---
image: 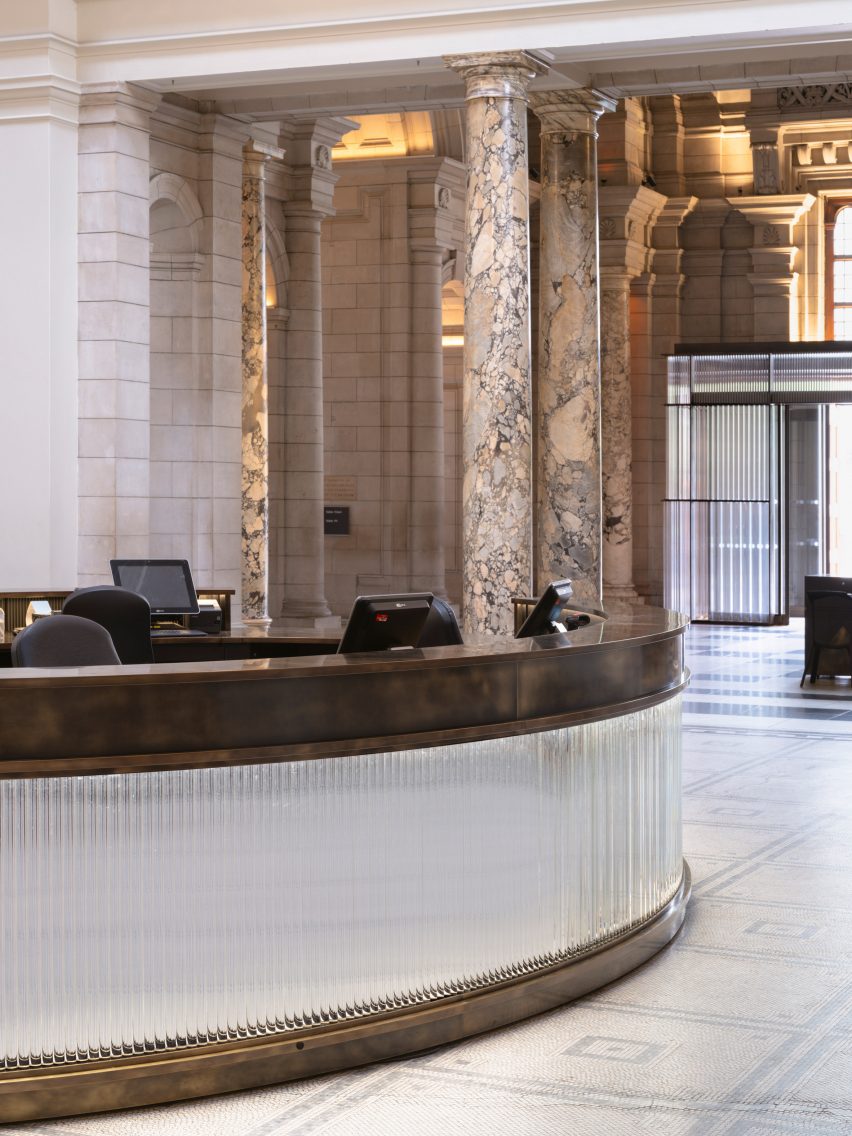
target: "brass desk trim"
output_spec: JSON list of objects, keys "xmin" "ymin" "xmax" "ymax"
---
[{"xmin": 0, "ymin": 865, "xmax": 690, "ymax": 1123}]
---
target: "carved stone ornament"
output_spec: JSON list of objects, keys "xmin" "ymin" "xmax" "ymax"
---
[
  {"xmin": 753, "ymin": 144, "xmax": 780, "ymax": 195},
  {"xmin": 438, "ymin": 186, "xmax": 451, "ymax": 209},
  {"xmin": 314, "ymin": 145, "xmax": 331, "ymax": 170},
  {"xmin": 600, "ymin": 216, "xmax": 617, "ymax": 239},
  {"xmin": 762, "ymin": 224, "xmax": 781, "ymax": 247},
  {"xmin": 778, "ymin": 83, "xmax": 852, "ymax": 109}
]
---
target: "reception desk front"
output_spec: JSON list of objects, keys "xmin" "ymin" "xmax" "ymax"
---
[{"xmin": 0, "ymin": 608, "xmax": 689, "ymax": 1121}]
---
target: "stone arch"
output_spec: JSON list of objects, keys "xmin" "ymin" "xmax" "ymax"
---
[
  {"xmin": 149, "ymin": 172, "xmax": 204, "ymax": 248},
  {"xmin": 265, "ymin": 221, "xmax": 289, "ymax": 311}
]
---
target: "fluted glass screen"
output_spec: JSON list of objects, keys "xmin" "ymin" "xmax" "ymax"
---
[{"xmin": 1, "ymin": 701, "xmax": 682, "ymax": 1070}]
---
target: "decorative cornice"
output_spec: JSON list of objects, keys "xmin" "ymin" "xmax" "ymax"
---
[
  {"xmin": 728, "ymin": 193, "xmax": 817, "ymax": 245},
  {"xmin": 778, "ymin": 84, "xmax": 852, "ymax": 110}
]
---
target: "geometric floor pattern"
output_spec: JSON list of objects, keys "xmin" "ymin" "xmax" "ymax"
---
[{"xmin": 7, "ymin": 620, "xmax": 852, "ymax": 1135}]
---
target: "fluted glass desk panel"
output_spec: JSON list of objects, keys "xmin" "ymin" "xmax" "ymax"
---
[{"xmin": 2, "ymin": 700, "xmax": 682, "ymax": 1069}]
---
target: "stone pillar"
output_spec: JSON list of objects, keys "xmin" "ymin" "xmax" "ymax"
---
[
  {"xmin": 278, "ymin": 118, "xmax": 353, "ymax": 625},
  {"xmin": 529, "ymin": 89, "xmax": 616, "ymax": 609},
  {"xmin": 444, "ymin": 51, "xmax": 549, "ymax": 635},
  {"xmin": 408, "ymin": 239, "xmax": 448, "ymax": 595},
  {"xmin": 729, "ymin": 195, "xmax": 817, "ymax": 341},
  {"xmin": 642, "ymin": 197, "xmax": 697, "ymax": 602},
  {"xmin": 196, "ymin": 115, "xmax": 246, "ymax": 601},
  {"xmin": 241, "ymin": 140, "xmax": 284, "ymax": 623},
  {"xmin": 598, "ymin": 186, "xmax": 666, "ymax": 607},
  {"xmin": 279, "ymin": 208, "xmax": 332, "ymax": 622},
  {"xmin": 407, "ymin": 160, "xmax": 463, "ymax": 596},
  {"xmin": 78, "ymin": 82, "xmax": 161, "ymax": 586}
]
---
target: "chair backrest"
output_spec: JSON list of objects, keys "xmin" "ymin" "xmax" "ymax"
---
[
  {"xmin": 63, "ymin": 585, "xmax": 154, "ymax": 664},
  {"xmin": 416, "ymin": 597, "xmax": 464, "ymax": 648},
  {"xmin": 11, "ymin": 614, "xmax": 121, "ymax": 668},
  {"xmin": 807, "ymin": 589, "xmax": 852, "ymax": 647}
]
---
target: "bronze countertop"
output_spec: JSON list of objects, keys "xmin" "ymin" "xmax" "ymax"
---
[{"xmin": 0, "ymin": 607, "xmax": 688, "ymax": 775}]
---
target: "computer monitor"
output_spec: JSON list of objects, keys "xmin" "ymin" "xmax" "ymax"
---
[
  {"xmin": 338, "ymin": 593, "xmax": 434, "ymax": 654},
  {"xmin": 109, "ymin": 559, "xmax": 200, "ymax": 617},
  {"xmin": 516, "ymin": 579, "xmax": 590, "ymax": 638}
]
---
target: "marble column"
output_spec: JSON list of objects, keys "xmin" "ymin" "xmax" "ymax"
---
[
  {"xmin": 444, "ymin": 50, "xmax": 549, "ymax": 635},
  {"xmin": 600, "ymin": 271, "xmax": 635, "ymax": 602},
  {"xmin": 241, "ymin": 140, "xmax": 284, "ymax": 623},
  {"xmin": 529, "ymin": 89, "xmax": 616, "ymax": 609}
]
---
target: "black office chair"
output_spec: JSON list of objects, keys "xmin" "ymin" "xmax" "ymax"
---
[
  {"xmin": 416, "ymin": 597, "xmax": 464, "ymax": 647},
  {"xmin": 11, "ymin": 614, "xmax": 121, "ymax": 668},
  {"xmin": 801, "ymin": 589, "xmax": 852, "ymax": 686},
  {"xmin": 63, "ymin": 585, "xmax": 154, "ymax": 665}
]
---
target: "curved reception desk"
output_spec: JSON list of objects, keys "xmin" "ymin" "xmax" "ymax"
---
[{"xmin": 0, "ymin": 608, "xmax": 689, "ymax": 1121}]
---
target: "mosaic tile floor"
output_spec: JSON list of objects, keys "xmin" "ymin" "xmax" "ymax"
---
[{"xmin": 6, "ymin": 621, "xmax": 852, "ymax": 1135}]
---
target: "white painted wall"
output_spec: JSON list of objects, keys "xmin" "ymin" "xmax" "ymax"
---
[{"xmin": 0, "ymin": 113, "xmax": 79, "ymax": 588}]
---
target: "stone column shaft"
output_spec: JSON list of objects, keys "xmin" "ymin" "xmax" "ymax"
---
[
  {"xmin": 241, "ymin": 141, "xmax": 283, "ymax": 623},
  {"xmin": 530, "ymin": 90, "xmax": 616, "ymax": 609},
  {"xmin": 409, "ymin": 241, "xmax": 447, "ymax": 595},
  {"xmin": 78, "ymin": 83, "xmax": 160, "ymax": 586},
  {"xmin": 600, "ymin": 272, "xmax": 634, "ymax": 598},
  {"xmin": 445, "ymin": 50, "xmax": 549, "ymax": 635},
  {"xmin": 280, "ymin": 207, "xmax": 331, "ymax": 622}
]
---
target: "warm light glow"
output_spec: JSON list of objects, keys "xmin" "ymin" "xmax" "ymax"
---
[
  {"xmin": 442, "ymin": 335, "xmax": 464, "ymax": 347},
  {"xmin": 334, "ymin": 112, "xmax": 434, "ymax": 161}
]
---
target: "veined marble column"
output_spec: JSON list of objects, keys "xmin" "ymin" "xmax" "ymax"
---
[
  {"xmin": 241, "ymin": 140, "xmax": 283, "ymax": 623},
  {"xmin": 529, "ymin": 89, "xmax": 616, "ymax": 610},
  {"xmin": 600, "ymin": 271, "xmax": 635, "ymax": 602},
  {"xmin": 445, "ymin": 51, "xmax": 549, "ymax": 635}
]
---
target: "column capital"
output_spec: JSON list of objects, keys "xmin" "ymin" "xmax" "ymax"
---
[
  {"xmin": 280, "ymin": 115, "xmax": 357, "ymax": 215},
  {"xmin": 599, "ymin": 184, "xmax": 667, "ymax": 276},
  {"xmin": 444, "ymin": 51, "xmax": 550, "ymax": 100},
  {"xmin": 243, "ymin": 138, "xmax": 286, "ymax": 179},
  {"xmin": 728, "ymin": 193, "xmax": 817, "ymax": 247},
  {"xmin": 530, "ymin": 89, "xmax": 617, "ymax": 136}
]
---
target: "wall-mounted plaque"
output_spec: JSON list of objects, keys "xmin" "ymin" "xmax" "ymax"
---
[
  {"xmin": 324, "ymin": 476, "xmax": 357, "ymax": 501},
  {"xmin": 324, "ymin": 506, "xmax": 350, "ymax": 535}
]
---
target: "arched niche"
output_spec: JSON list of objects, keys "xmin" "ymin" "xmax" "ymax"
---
[{"xmin": 148, "ymin": 173, "xmax": 209, "ymax": 573}]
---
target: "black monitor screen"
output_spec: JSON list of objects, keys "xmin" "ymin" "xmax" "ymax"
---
[
  {"xmin": 338, "ymin": 593, "xmax": 433, "ymax": 654},
  {"xmin": 110, "ymin": 559, "xmax": 199, "ymax": 615},
  {"xmin": 516, "ymin": 579, "xmax": 584, "ymax": 638}
]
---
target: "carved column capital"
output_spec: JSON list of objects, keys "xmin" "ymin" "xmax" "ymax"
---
[
  {"xmin": 729, "ymin": 193, "xmax": 817, "ymax": 247},
  {"xmin": 599, "ymin": 184, "xmax": 667, "ymax": 276},
  {"xmin": 530, "ymin": 89, "xmax": 617, "ymax": 137},
  {"xmin": 444, "ymin": 51, "xmax": 550, "ymax": 100}
]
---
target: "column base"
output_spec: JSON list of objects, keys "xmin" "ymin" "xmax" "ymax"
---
[
  {"xmin": 602, "ymin": 586, "xmax": 646, "ymax": 613},
  {"xmin": 279, "ymin": 599, "xmax": 337, "ymax": 630}
]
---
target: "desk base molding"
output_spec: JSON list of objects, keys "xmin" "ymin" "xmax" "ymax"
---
[{"xmin": 0, "ymin": 864, "xmax": 690, "ymax": 1123}]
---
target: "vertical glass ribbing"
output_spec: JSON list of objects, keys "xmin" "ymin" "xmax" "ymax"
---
[
  {"xmin": 665, "ymin": 400, "xmax": 782, "ymax": 622},
  {"xmin": 1, "ymin": 702, "xmax": 683, "ymax": 1070},
  {"xmin": 773, "ymin": 353, "xmax": 852, "ymax": 402},
  {"xmin": 691, "ymin": 354, "xmax": 769, "ymax": 402},
  {"xmin": 667, "ymin": 356, "xmax": 691, "ymax": 404}
]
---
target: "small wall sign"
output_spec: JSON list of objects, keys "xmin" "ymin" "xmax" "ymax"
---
[{"xmin": 324, "ymin": 506, "xmax": 350, "ymax": 535}]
